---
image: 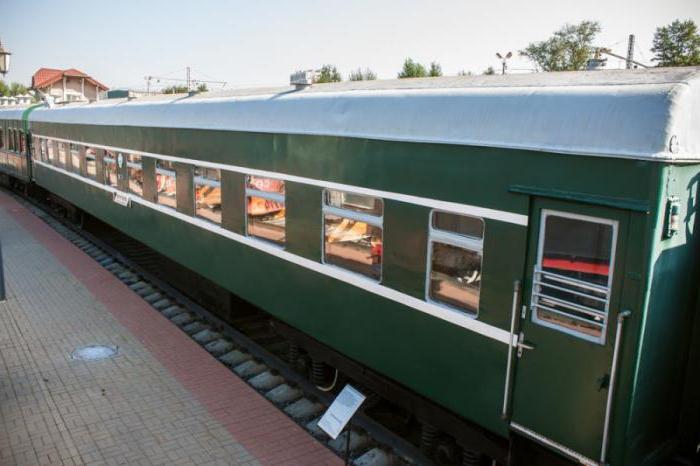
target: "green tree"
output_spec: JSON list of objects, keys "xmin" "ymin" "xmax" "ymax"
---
[
  {"xmin": 348, "ymin": 68, "xmax": 377, "ymax": 81},
  {"xmin": 428, "ymin": 62, "xmax": 443, "ymax": 77},
  {"xmin": 651, "ymin": 19, "xmax": 700, "ymax": 67},
  {"xmin": 0, "ymin": 81, "xmax": 28, "ymax": 96},
  {"xmin": 520, "ymin": 20, "xmax": 601, "ymax": 71},
  {"xmin": 398, "ymin": 58, "xmax": 427, "ymax": 78},
  {"xmin": 162, "ymin": 85, "xmax": 189, "ymax": 94},
  {"xmin": 8, "ymin": 82, "xmax": 28, "ymax": 96},
  {"xmin": 196, "ymin": 83, "xmax": 208, "ymax": 92},
  {"xmin": 482, "ymin": 66, "xmax": 496, "ymax": 75},
  {"xmin": 315, "ymin": 65, "xmax": 342, "ymax": 83}
]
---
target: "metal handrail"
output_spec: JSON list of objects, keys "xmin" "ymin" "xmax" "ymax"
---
[
  {"xmin": 194, "ymin": 176, "xmax": 221, "ymax": 188},
  {"xmin": 532, "ymin": 303, "xmax": 605, "ymax": 329},
  {"xmin": 501, "ymin": 280, "xmax": 521, "ymax": 420},
  {"xmin": 535, "ymin": 267, "xmax": 609, "ymax": 294},
  {"xmin": 534, "ymin": 278, "xmax": 608, "ymax": 303},
  {"xmin": 600, "ymin": 310, "xmax": 631, "ymax": 464},
  {"xmin": 533, "ymin": 292, "xmax": 607, "ymax": 319},
  {"xmin": 245, "ymin": 187, "xmax": 285, "ymax": 204}
]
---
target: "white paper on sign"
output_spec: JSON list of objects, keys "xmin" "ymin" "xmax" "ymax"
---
[
  {"xmin": 317, "ymin": 384, "xmax": 366, "ymax": 439},
  {"xmin": 113, "ymin": 192, "xmax": 130, "ymax": 207}
]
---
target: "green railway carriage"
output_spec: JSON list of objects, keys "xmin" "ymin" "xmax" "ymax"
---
[
  {"xmin": 2, "ymin": 67, "xmax": 700, "ymax": 465},
  {"xmin": 0, "ymin": 107, "xmax": 32, "ymax": 182}
]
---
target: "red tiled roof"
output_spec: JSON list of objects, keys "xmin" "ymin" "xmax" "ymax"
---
[
  {"xmin": 32, "ymin": 67, "xmax": 108, "ymax": 91},
  {"xmin": 32, "ymin": 68, "xmax": 62, "ymax": 89}
]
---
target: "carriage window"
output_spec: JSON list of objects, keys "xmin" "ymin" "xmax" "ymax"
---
[
  {"xmin": 323, "ymin": 190, "xmax": 383, "ymax": 281},
  {"xmin": 325, "ymin": 191, "xmax": 383, "ymax": 216},
  {"xmin": 19, "ymin": 132, "xmax": 26, "ymax": 154},
  {"xmin": 57, "ymin": 142, "xmax": 67, "ymax": 167},
  {"xmin": 156, "ymin": 159, "xmax": 177, "ymax": 208},
  {"xmin": 127, "ymin": 154, "xmax": 143, "ymax": 196},
  {"xmin": 0, "ymin": 129, "xmax": 4, "ymax": 149},
  {"xmin": 103, "ymin": 151, "xmax": 118, "ymax": 187},
  {"xmin": 47, "ymin": 140, "xmax": 55, "ymax": 162},
  {"xmin": 531, "ymin": 211, "xmax": 616, "ymax": 344},
  {"xmin": 31, "ymin": 137, "xmax": 38, "ymax": 160},
  {"xmin": 427, "ymin": 212, "xmax": 484, "ymax": 315},
  {"xmin": 195, "ymin": 167, "xmax": 222, "ymax": 224},
  {"xmin": 246, "ymin": 176, "xmax": 285, "ymax": 245},
  {"xmin": 70, "ymin": 144, "xmax": 81, "ymax": 172},
  {"xmin": 39, "ymin": 139, "xmax": 47, "ymax": 162},
  {"xmin": 85, "ymin": 148, "xmax": 97, "ymax": 179}
]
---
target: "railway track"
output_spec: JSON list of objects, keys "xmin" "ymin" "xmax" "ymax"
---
[{"xmin": 11, "ymin": 189, "xmax": 436, "ymax": 466}]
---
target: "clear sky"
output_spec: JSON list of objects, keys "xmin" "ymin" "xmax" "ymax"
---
[{"xmin": 2, "ymin": 0, "xmax": 699, "ymax": 90}]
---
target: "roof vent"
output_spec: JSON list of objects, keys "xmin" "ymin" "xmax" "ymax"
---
[{"xmin": 290, "ymin": 70, "xmax": 316, "ymax": 90}]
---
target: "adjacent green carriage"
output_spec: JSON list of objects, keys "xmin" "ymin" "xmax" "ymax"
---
[
  {"xmin": 1, "ymin": 67, "xmax": 699, "ymax": 465},
  {"xmin": 0, "ymin": 107, "xmax": 32, "ymax": 182}
]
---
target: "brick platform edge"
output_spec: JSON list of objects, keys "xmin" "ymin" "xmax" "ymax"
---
[{"xmin": 0, "ymin": 191, "xmax": 341, "ymax": 466}]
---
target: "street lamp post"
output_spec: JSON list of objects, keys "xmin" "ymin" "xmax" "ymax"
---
[
  {"xmin": 496, "ymin": 52, "xmax": 512, "ymax": 75},
  {"xmin": 0, "ymin": 39, "xmax": 11, "ymax": 77}
]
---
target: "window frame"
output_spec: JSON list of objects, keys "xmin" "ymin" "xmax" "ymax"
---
[
  {"xmin": 103, "ymin": 151, "xmax": 119, "ymax": 187},
  {"xmin": 244, "ymin": 175, "xmax": 286, "ymax": 247},
  {"xmin": 194, "ymin": 166, "xmax": 222, "ymax": 224},
  {"xmin": 69, "ymin": 143, "xmax": 81, "ymax": 173},
  {"xmin": 425, "ymin": 209, "xmax": 485, "ymax": 317},
  {"xmin": 530, "ymin": 209, "xmax": 618, "ymax": 345},
  {"xmin": 321, "ymin": 189, "xmax": 384, "ymax": 282},
  {"xmin": 155, "ymin": 158, "xmax": 178, "ymax": 209},
  {"xmin": 18, "ymin": 131, "xmax": 25, "ymax": 154},
  {"xmin": 57, "ymin": 141, "xmax": 68, "ymax": 167},
  {"xmin": 46, "ymin": 138, "xmax": 55, "ymax": 163},
  {"xmin": 126, "ymin": 153, "xmax": 144, "ymax": 197},
  {"xmin": 85, "ymin": 146, "xmax": 97, "ymax": 180},
  {"xmin": 38, "ymin": 138, "xmax": 45, "ymax": 162}
]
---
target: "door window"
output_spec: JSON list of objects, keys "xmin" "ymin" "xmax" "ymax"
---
[{"xmin": 531, "ymin": 211, "xmax": 616, "ymax": 344}]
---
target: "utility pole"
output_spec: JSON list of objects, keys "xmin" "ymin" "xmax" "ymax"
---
[
  {"xmin": 625, "ymin": 35, "xmax": 635, "ymax": 70},
  {"xmin": 496, "ymin": 52, "xmax": 513, "ymax": 75},
  {"xmin": 186, "ymin": 67, "xmax": 191, "ymax": 92}
]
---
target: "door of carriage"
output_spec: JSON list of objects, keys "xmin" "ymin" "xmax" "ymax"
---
[{"xmin": 509, "ymin": 198, "xmax": 631, "ymax": 465}]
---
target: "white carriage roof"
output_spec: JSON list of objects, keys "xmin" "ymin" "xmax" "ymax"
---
[
  {"xmin": 0, "ymin": 108, "xmax": 31, "ymax": 120},
  {"xmin": 27, "ymin": 67, "xmax": 700, "ymax": 162}
]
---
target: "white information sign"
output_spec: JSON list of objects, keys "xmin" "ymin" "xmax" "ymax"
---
[
  {"xmin": 113, "ymin": 192, "xmax": 130, "ymax": 207},
  {"xmin": 317, "ymin": 384, "xmax": 366, "ymax": 440}
]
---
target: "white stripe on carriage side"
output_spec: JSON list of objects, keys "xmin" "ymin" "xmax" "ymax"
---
[
  {"xmin": 33, "ymin": 160, "xmax": 515, "ymax": 346},
  {"xmin": 32, "ymin": 134, "xmax": 528, "ymax": 226}
]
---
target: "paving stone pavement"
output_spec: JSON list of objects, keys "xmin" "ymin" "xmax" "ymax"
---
[{"xmin": 0, "ymin": 191, "xmax": 340, "ymax": 466}]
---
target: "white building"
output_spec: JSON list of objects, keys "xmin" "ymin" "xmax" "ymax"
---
[{"xmin": 31, "ymin": 68, "xmax": 108, "ymax": 103}]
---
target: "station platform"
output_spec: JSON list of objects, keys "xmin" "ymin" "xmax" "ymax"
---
[{"xmin": 0, "ymin": 190, "xmax": 341, "ymax": 466}]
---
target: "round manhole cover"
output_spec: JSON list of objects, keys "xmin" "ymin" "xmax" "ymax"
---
[{"xmin": 71, "ymin": 345, "xmax": 119, "ymax": 361}]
